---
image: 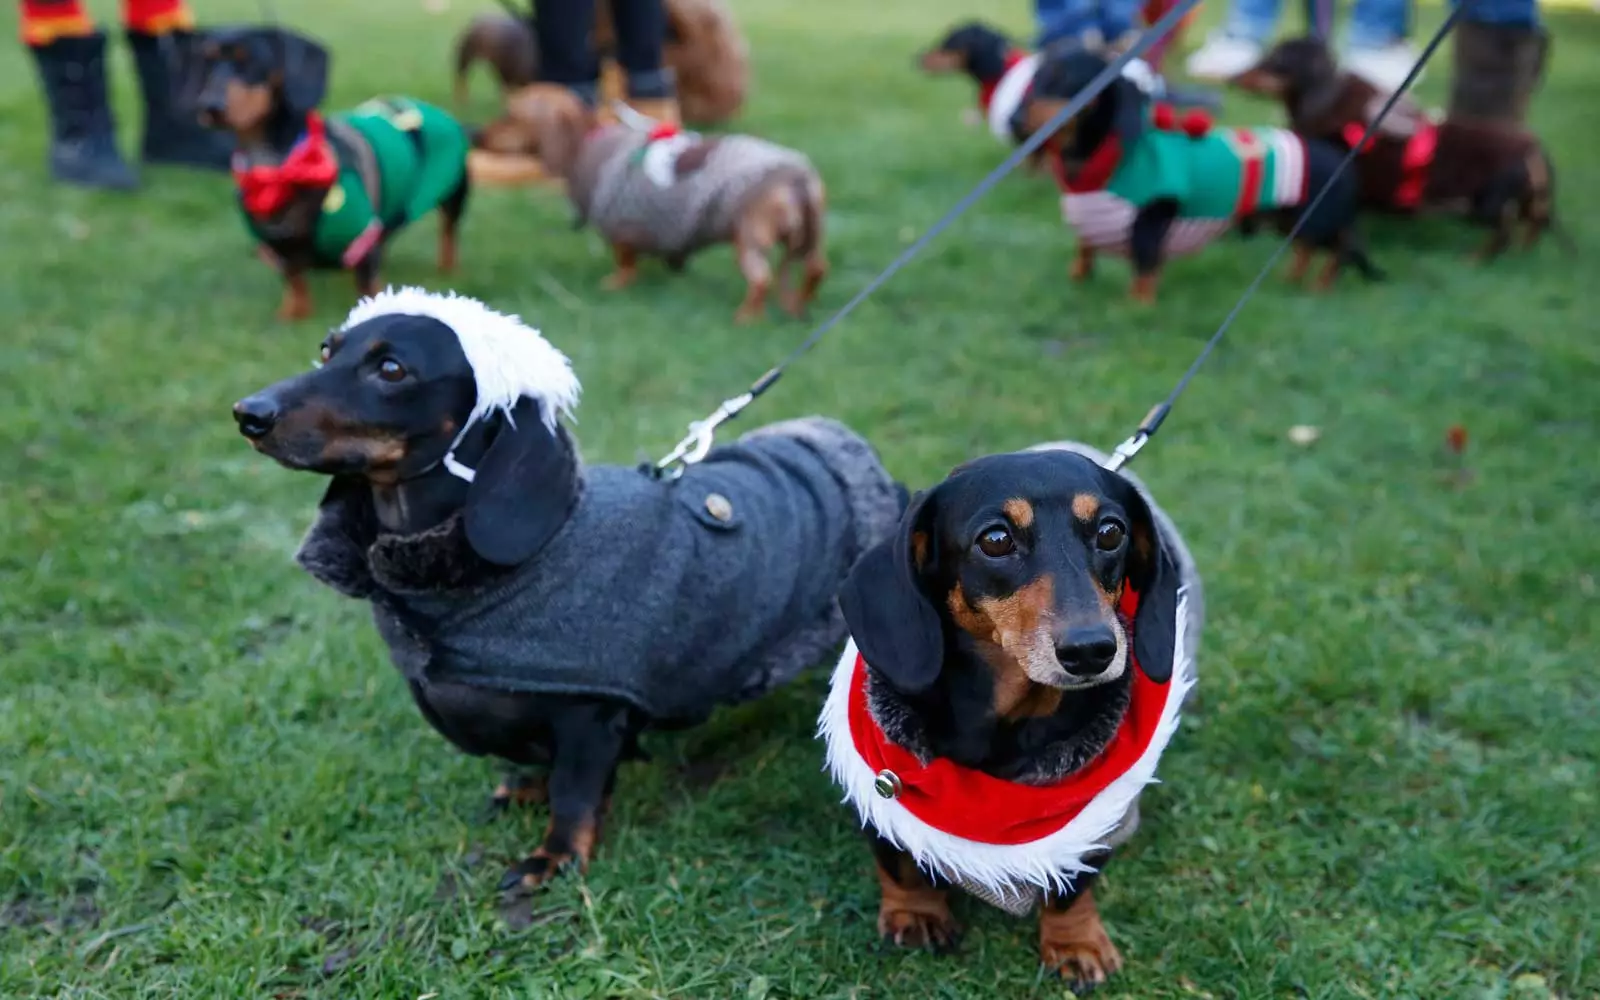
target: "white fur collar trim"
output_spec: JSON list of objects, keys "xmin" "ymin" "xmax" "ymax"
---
[
  {"xmin": 817, "ymin": 588, "xmax": 1196, "ymax": 904},
  {"xmin": 988, "ymin": 53, "xmax": 1042, "ymax": 140},
  {"xmin": 341, "ymin": 286, "xmax": 581, "ymax": 436}
]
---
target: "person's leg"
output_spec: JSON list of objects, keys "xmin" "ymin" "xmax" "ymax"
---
[
  {"xmin": 122, "ymin": 0, "xmax": 233, "ymax": 169},
  {"xmin": 21, "ymin": 0, "xmax": 139, "ymax": 189},
  {"xmin": 1303, "ymin": 0, "xmax": 1333, "ymax": 39},
  {"xmin": 608, "ymin": 0, "xmax": 677, "ymax": 122},
  {"xmin": 1035, "ymin": 0, "xmax": 1103, "ymax": 48},
  {"xmin": 535, "ymin": 0, "xmax": 601, "ymax": 105},
  {"xmin": 1343, "ymin": 0, "xmax": 1421, "ymax": 92},
  {"xmin": 1448, "ymin": 0, "xmax": 1546, "ymax": 125},
  {"xmin": 1185, "ymin": 0, "xmax": 1282, "ymax": 80}
]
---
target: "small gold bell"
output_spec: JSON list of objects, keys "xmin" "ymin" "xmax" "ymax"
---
[
  {"xmin": 873, "ymin": 769, "xmax": 902, "ymax": 800},
  {"xmin": 704, "ymin": 492, "xmax": 734, "ymax": 522}
]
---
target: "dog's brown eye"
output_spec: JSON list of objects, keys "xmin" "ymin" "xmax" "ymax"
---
[
  {"xmin": 1095, "ymin": 519, "xmax": 1126, "ymax": 552},
  {"xmin": 976, "ymin": 526, "xmax": 1015, "ymax": 558},
  {"xmin": 377, "ymin": 358, "xmax": 406, "ymax": 382}
]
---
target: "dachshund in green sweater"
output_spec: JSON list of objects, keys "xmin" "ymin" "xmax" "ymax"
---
[{"xmin": 182, "ymin": 27, "xmax": 471, "ymax": 320}]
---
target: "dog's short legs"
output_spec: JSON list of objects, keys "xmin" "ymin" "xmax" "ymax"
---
[
  {"xmin": 1312, "ymin": 244, "xmax": 1342, "ymax": 291},
  {"xmin": 602, "ymin": 243, "xmax": 639, "ymax": 291},
  {"xmin": 486, "ymin": 771, "xmax": 548, "ymax": 818},
  {"xmin": 499, "ymin": 701, "xmax": 630, "ymax": 892},
  {"xmin": 438, "ymin": 174, "xmax": 470, "ymax": 274},
  {"xmin": 792, "ymin": 249, "xmax": 828, "ymax": 317},
  {"xmin": 1129, "ymin": 199, "xmax": 1177, "ymax": 303},
  {"xmin": 869, "ymin": 832, "xmax": 960, "ymax": 953},
  {"xmin": 1286, "ymin": 242, "xmax": 1313, "ymax": 284},
  {"xmin": 1040, "ymin": 884, "xmax": 1123, "ymax": 991},
  {"xmin": 278, "ymin": 269, "xmax": 312, "ymax": 322},
  {"xmin": 1070, "ymin": 244, "xmax": 1096, "ymax": 282},
  {"xmin": 352, "ymin": 250, "xmax": 383, "ymax": 301},
  {"xmin": 1039, "ymin": 850, "xmax": 1120, "ymax": 990},
  {"xmin": 1475, "ymin": 197, "xmax": 1519, "ymax": 262},
  {"xmin": 733, "ymin": 229, "xmax": 773, "ymax": 325}
]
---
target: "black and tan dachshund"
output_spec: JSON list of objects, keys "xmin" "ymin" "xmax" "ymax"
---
[
  {"xmin": 830, "ymin": 446, "xmax": 1197, "ymax": 990},
  {"xmin": 178, "ymin": 27, "xmax": 471, "ymax": 320},
  {"xmin": 918, "ymin": 21, "xmax": 1050, "ymax": 167},
  {"xmin": 233, "ymin": 293, "xmax": 898, "ymax": 893},
  {"xmin": 1020, "ymin": 47, "xmax": 1381, "ymax": 299}
]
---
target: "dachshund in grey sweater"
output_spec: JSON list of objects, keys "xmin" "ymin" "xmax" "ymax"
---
[
  {"xmin": 482, "ymin": 84, "xmax": 827, "ymax": 323},
  {"xmin": 232, "ymin": 287, "xmax": 900, "ymax": 892}
]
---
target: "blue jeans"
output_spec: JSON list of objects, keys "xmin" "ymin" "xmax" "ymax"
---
[
  {"xmin": 1454, "ymin": 0, "xmax": 1540, "ymax": 27},
  {"xmin": 1222, "ymin": 0, "xmax": 1411, "ymax": 48},
  {"xmin": 1035, "ymin": 0, "xmax": 1146, "ymax": 47}
]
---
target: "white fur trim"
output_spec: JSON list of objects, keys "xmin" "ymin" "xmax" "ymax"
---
[
  {"xmin": 818, "ymin": 590, "xmax": 1197, "ymax": 903},
  {"xmin": 341, "ymin": 286, "xmax": 580, "ymax": 435},
  {"xmin": 988, "ymin": 54, "xmax": 1042, "ymax": 140},
  {"xmin": 641, "ymin": 133, "xmax": 697, "ymax": 188}
]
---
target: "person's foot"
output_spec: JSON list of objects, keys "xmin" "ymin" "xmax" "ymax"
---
[
  {"xmin": 1185, "ymin": 31, "xmax": 1264, "ymax": 81},
  {"xmin": 28, "ymin": 32, "xmax": 140, "ymax": 191},
  {"xmin": 1344, "ymin": 40, "xmax": 1423, "ymax": 93}
]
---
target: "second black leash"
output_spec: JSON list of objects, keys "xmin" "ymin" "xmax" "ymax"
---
[
  {"xmin": 647, "ymin": 0, "xmax": 1206, "ymax": 479},
  {"xmin": 1099, "ymin": 3, "xmax": 1463, "ymax": 473}
]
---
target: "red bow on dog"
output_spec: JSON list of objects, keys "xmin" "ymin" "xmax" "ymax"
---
[{"xmin": 233, "ymin": 112, "xmax": 339, "ymax": 219}]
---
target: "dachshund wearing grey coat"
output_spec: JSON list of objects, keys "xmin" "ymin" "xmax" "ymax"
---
[{"xmin": 232, "ymin": 288, "xmax": 901, "ymax": 892}]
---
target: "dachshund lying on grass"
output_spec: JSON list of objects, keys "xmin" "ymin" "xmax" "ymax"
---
[
  {"xmin": 181, "ymin": 27, "xmax": 471, "ymax": 321},
  {"xmin": 233, "ymin": 288, "xmax": 899, "ymax": 893},
  {"xmin": 1021, "ymin": 47, "xmax": 1381, "ymax": 300},
  {"xmin": 821, "ymin": 444, "xmax": 1201, "ymax": 991},
  {"xmin": 1235, "ymin": 37, "xmax": 1558, "ymax": 260}
]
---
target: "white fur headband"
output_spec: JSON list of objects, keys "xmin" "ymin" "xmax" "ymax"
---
[{"xmin": 340, "ymin": 286, "xmax": 581, "ymax": 481}]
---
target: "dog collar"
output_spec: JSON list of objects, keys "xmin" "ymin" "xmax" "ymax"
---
[
  {"xmin": 232, "ymin": 112, "xmax": 339, "ymax": 219},
  {"xmin": 818, "ymin": 582, "xmax": 1196, "ymax": 903},
  {"xmin": 985, "ymin": 52, "xmax": 1041, "ymax": 140}
]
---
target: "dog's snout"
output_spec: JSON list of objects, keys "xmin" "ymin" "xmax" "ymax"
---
[
  {"xmin": 1055, "ymin": 625, "xmax": 1118, "ymax": 677},
  {"xmin": 233, "ymin": 395, "xmax": 280, "ymax": 439}
]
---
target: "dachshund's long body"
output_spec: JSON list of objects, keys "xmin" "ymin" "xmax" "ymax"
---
[
  {"xmin": 234, "ymin": 289, "xmax": 899, "ymax": 891},
  {"xmin": 824, "ymin": 444, "xmax": 1201, "ymax": 990},
  {"xmin": 1025, "ymin": 48, "xmax": 1380, "ymax": 299},
  {"xmin": 1237, "ymin": 37, "xmax": 1557, "ymax": 258},
  {"xmin": 184, "ymin": 27, "xmax": 470, "ymax": 319}
]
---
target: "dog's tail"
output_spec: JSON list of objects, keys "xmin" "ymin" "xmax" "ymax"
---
[
  {"xmin": 453, "ymin": 33, "xmax": 479, "ymax": 108},
  {"xmin": 785, "ymin": 171, "xmax": 824, "ymax": 259}
]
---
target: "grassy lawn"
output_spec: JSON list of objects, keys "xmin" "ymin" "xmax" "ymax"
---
[{"xmin": 3, "ymin": 0, "xmax": 1598, "ymax": 995}]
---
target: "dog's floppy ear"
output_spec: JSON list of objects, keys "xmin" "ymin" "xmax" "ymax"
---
[
  {"xmin": 463, "ymin": 396, "xmax": 577, "ymax": 566},
  {"xmin": 1113, "ymin": 475, "xmax": 1181, "ymax": 683},
  {"xmin": 1108, "ymin": 76, "xmax": 1147, "ymax": 148},
  {"xmin": 838, "ymin": 487, "xmax": 946, "ymax": 694},
  {"xmin": 269, "ymin": 28, "xmax": 330, "ymax": 120}
]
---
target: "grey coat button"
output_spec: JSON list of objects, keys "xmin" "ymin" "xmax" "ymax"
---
[{"xmin": 704, "ymin": 492, "xmax": 734, "ymax": 522}]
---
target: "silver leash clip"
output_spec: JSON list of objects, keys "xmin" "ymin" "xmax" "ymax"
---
[
  {"xmin": 1101, "ymin": 430, "xmax": 1149, "ymax": 473},
  {"xmin": 652, "ymin": 392, "xmax": 754, "ymax": 481}
]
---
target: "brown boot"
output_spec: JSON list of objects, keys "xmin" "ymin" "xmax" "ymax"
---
[
  {"xmin": 1447, "ymin": 20, "xmax": 1549, "ymax": 126},
  {"xmin": 598, "ymin": 67, "xmax": 681, "ymax": 126}
]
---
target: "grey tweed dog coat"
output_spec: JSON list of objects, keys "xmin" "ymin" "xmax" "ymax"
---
[
  {"xmin": 566, "ymin": 124, "xmax": 815, "ymax": 259},
  {"xmin": 296, "ymin": 417, "xmax": 901, "ymax": 725}
]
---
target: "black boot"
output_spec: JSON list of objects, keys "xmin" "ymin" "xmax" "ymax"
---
[
  {"xmin": 27, "ymin": 32, "xmax": 139, "ymax": 191},
  {"xmin": 1447, "ymin": 21, "xmax": 1549, "ymax": 127},
  {"xmin": 127, "ymin": 29, "xmax": 234, "ymax": 170}
]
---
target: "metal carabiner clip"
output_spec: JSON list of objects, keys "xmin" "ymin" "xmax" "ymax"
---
[{"xmin": 652, "ymin": 392, "xmax": 755, "ymax": 481}]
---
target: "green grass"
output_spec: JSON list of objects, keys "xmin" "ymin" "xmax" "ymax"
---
[{"xmin": 3, "ymin": 0, "xmax": 1598, "ymax": 996}]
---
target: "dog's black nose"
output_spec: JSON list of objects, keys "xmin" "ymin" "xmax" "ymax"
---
[
  {"xmin": 1055, "ymin": 625, "xmax": 1119, "ymax": 677},
  {"xmin": 233, "ymin": 395, "xmax": 279, "ymax": 439}
]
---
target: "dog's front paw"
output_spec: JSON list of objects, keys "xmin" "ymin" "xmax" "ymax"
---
[
  {"xmin": 497, "ymin": 849, "xmax": 581, "ymax": 892},
  {"xmin": 1039, "ymin": 891, "xmax": 1123, "ymax": 993},
  {"xmin": 878, "ymin": 905, "xmax": 961, "ymax": 954},
  {"xmin": 484, "ymin": 773, "xmax": 548, "ymax": 820},
  {"xmin": 1041, "ymin": 935, "xmax": 1123, "ymax": 993},
  {"xmin": 601, "ymin": 269, "xmax": 637, "ymax": 291}
]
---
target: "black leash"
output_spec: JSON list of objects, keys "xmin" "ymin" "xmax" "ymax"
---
[
  {"xmin": 647, "ymin": 0, "xmax": 1205, "ymax": 478},
  {"xmin": 1099, "ymin": 4, "xmax": 1461, "ymax": 472}
]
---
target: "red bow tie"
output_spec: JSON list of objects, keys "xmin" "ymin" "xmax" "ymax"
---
[{"xmin": 233, "ymin": 112, "xmax": 339, "ymax": 219}]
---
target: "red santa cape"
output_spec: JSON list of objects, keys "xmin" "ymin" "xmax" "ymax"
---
[
  {"xmin": 818, "ymin": 580, "xmax": 1197, "ymax": 906},
  {"xmin": 985, "ymin": 52, "xmax": 1043, "ymax": 142}
]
